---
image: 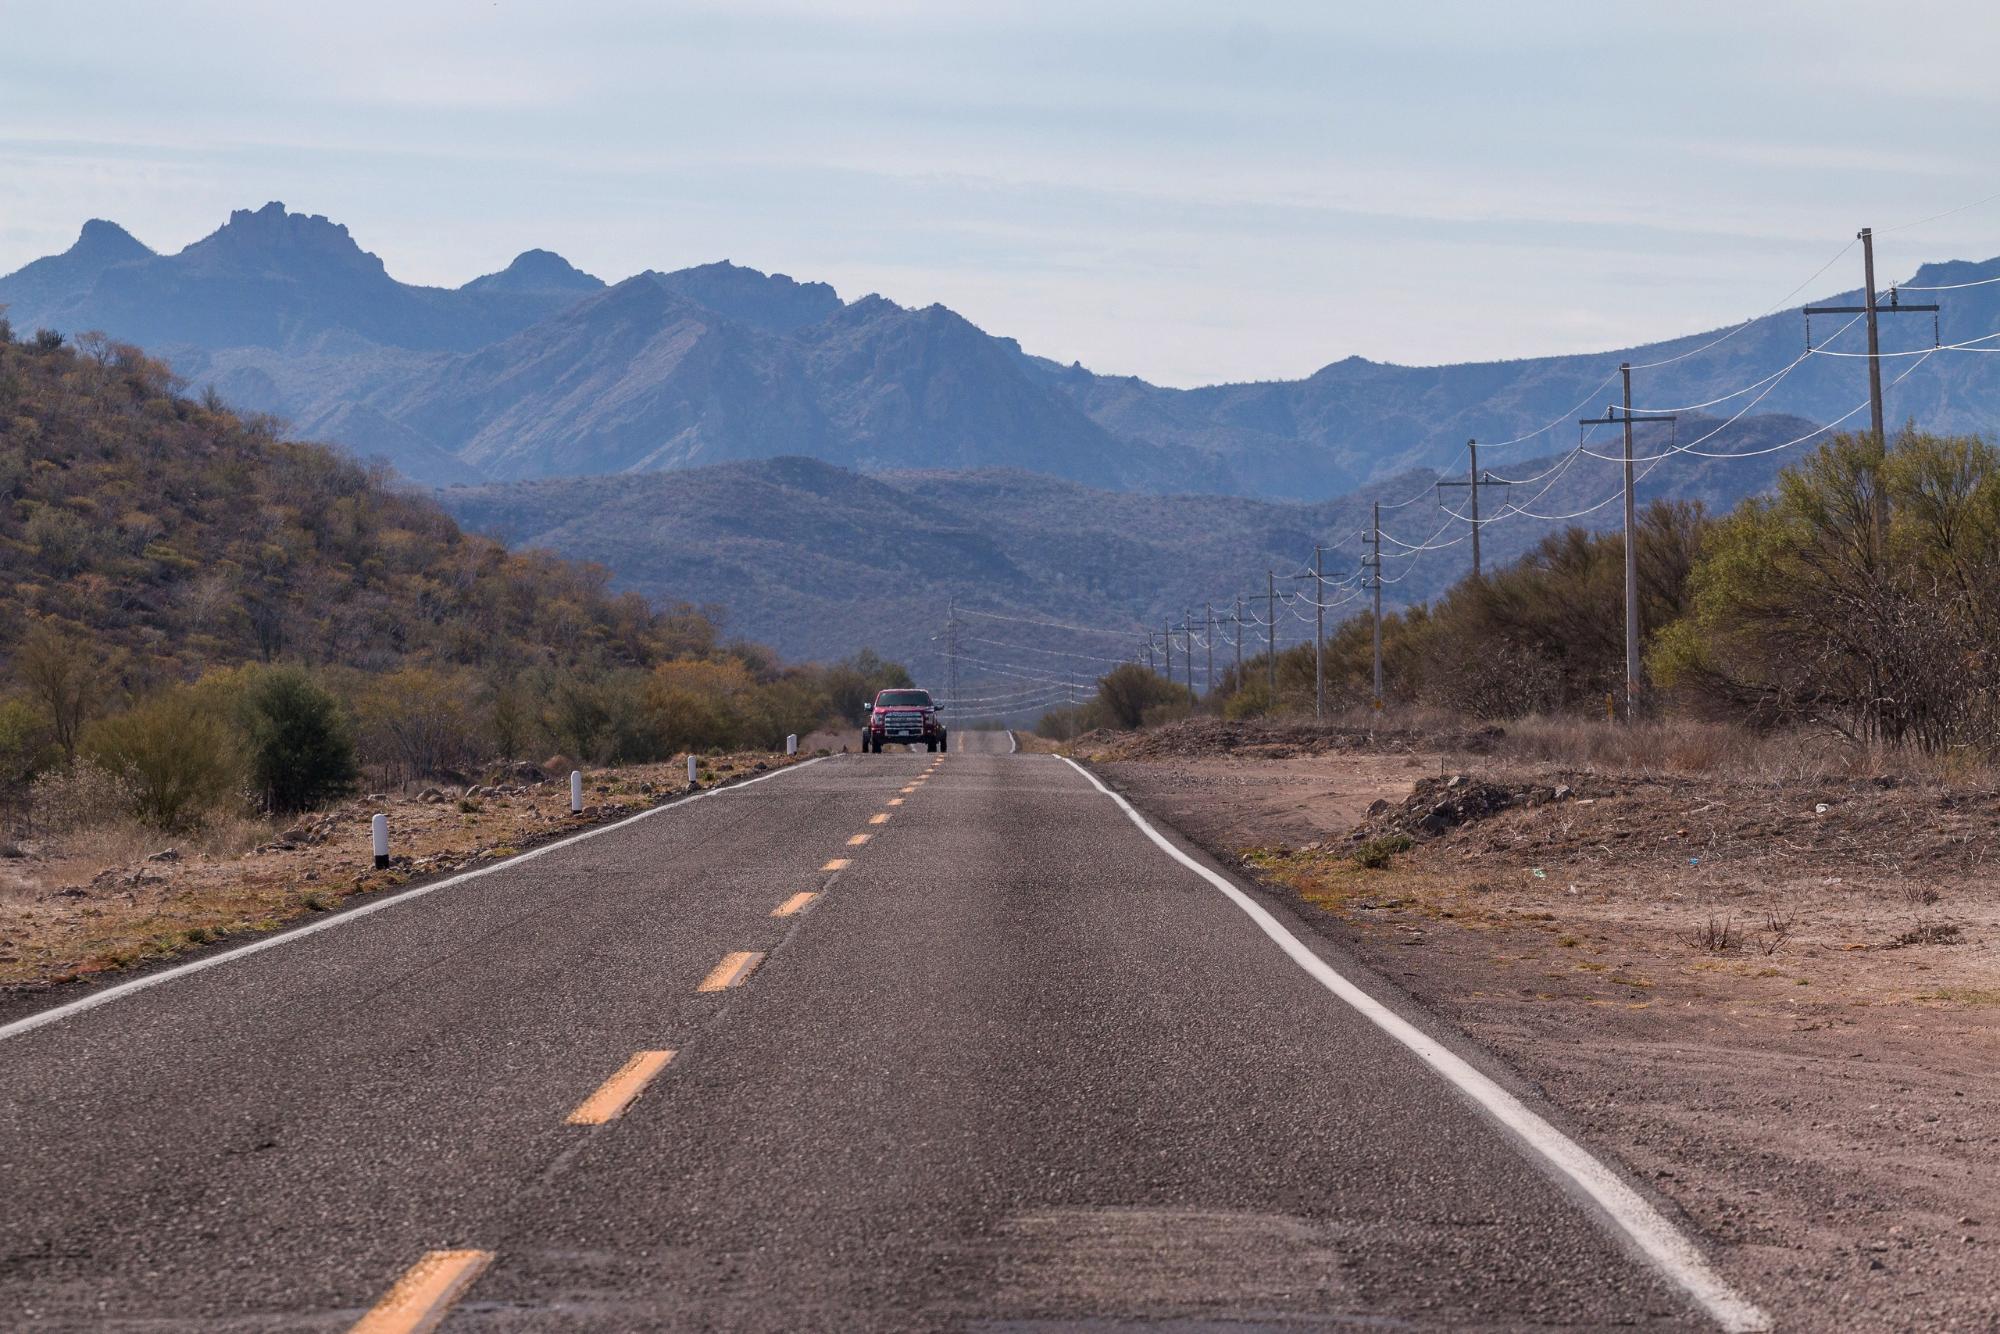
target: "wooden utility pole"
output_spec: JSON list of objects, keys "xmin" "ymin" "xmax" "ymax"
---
[
  {"xmin": 1312, "ymin": 545, "xmax": 1325, "ymax": 720},
  {"xmin": 1184, "ymin": 612, "xmax": 1194, "ymax": 695},
  {"xmin": 1435, "ymin": 438, "xmax": 1510, "ymax": 579},
  {"xmin": 1803, "ymin": 228, "xmax": 1938, "ymax": 551},
  {"xmin": 1204, "ymin": 602, "xmax": 1214, "ymax": 698},
  {"xmin": 1233, "ymin": 593, "xmax": 1244, "ymax": 687},
  {"xmin": 945, "ymin": 597, "xmax": 958, "ymax": 716},
  {"xmin": 1580, "ymin": 367, "xmax": 1675, "ymax": 720},
  {"xmin": 1371, "ymin": 502, "xmax": 1384, "ymax": 706},
  {"xmin": 1266, "ymin": 570, "xmax": 1276, "ymax": 701}
]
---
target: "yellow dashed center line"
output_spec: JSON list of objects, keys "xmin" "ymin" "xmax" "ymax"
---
[
  {"xmin": 847, "ymin": 833, "xmax": 871, "ymax": 846},
  {"xmin": 900, "ymin": 785, "xmax": 917, "ymax": 793},
  {"xmin": 868, "ymin": 813, "xmax": 890, "ymax": 824},
  {"xmin": 886, "ymin": 798, "xmax": 904, "ymax": 806},
  {"xmin": 773, "ymin": 891, "xmax": 817, "ymax": 917},
  {"xmin": 567, "ymin": 1050, "xmax": 675, "ymax": 1125},
  {"xmin": 822, "ymin": 857, "xmax": 851, "ymax": 871},
  {"xmin": 697, "ymin": 950, "xmax": 765, "ymax": 992},
  {"xmin": 350, "ymin": 1249, "xmax": 493, "ymax": 1334}
]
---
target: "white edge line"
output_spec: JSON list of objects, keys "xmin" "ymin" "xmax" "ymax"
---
[
  {"xmin": 0, "ymin": 757, "xmax": 827, "ymax": 1046},
  {"xmin": 1059, "ymin": 756, "xmax": 1772, "ymax": 1334}
]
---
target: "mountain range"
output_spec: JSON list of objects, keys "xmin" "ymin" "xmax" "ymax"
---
[
  {"xmin": 5, "ymin": 203, "xmax": 1997, "ymax": 500},
  {"xmin": 435, "ymin": 410, "xmax": 1816, "ymax": 682}
]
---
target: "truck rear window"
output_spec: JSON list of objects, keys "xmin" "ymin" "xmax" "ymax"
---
[{"xmin": 877, "ymin": 690, "xmax": 932, "ymax": 707}]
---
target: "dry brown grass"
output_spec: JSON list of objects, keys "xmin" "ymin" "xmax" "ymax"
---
[{"xmin": 1436, "ymin": 713, "xmax": 2000, "ymax": 788}]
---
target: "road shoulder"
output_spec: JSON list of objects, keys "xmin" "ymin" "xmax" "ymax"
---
[{"xmin": 1075, "ymin": 723, "xmax": 2000, "ymax": 1334}]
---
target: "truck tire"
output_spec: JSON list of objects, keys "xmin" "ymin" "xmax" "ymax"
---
[{"xmin": 939, "ymin": 732, "xmax": 949, "ymax": 753}]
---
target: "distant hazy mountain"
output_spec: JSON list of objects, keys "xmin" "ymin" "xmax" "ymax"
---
[
  {"xmin": 459, "ymin": 248, "xmax": 605, "ymax": 296},
  {"xmin": 5, "ymin": 203, "xmax": 1997, "ymax": 503},
  {"xmin": 436, "ymin": 411, "xmax": 1819, "ymax": 674}
]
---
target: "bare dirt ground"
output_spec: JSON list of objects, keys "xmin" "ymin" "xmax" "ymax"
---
[
  {"xmin": 1079, "ymin": 718, "xmax": 2000, "ymax": 1334},
  {"xmin": 0, "ymin": 751, "xmax": 795, "ymax": 1000}
]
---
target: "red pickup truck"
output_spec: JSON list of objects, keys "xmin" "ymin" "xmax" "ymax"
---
[{"xmin": 861, "ymin": 688, "xmax": 948, "ymax": 753}]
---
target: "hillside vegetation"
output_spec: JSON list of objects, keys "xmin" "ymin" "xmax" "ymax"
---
[
  {"xmin": 1046, "ymin": 429, "xmax": 2000, "ymax": 763},
  {"xmin": 0, "ymin": 321, "xmax": 905, "ymax": 837}
]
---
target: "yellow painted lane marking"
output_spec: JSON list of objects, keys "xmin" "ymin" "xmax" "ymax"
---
[
  {"xmin": 773, "ymin": 891, "xmax": 817, "ymax": 917},
  {"xmin": 566, "ymin": 1050, "xmax": 675, "ymax": 1125},
  {"xmin": 886, "ymin": 798, "xmax": 904, "ymax": 806},
  {"xmin": 822, "ymin": 857, "xmax": 850, "ymax": 871},
  {"xmin": 351, "ymin": 1249, "xmax": 493, "ymax": 1334},
  {"xmin": 900, "ymin": 785, "xmax": 917, "ymax": 793},
  {"xmin": 868, "ymin": 813, "xmax": 890, "ymax": 824},
  {"xmin": 846, "ymin": 833, "xmax": 871, "ymax": 846},
  {"xmin": 697, "ymin": 951, "xmax": 765, "ymax": 992}
]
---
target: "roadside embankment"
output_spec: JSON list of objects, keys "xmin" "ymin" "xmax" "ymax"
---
[
  {"xmin": 1079, "ymin": 717, "xmax": 2000, "ymax": 1334},
  {"xmin": 0, "ymin": 751, "xmax": 800, "ymax": 997}
]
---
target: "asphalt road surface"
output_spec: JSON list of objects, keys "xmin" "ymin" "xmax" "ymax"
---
[{"xmin": 0, "ymin": 735, "xmax": 1760, "ymax": 1331}]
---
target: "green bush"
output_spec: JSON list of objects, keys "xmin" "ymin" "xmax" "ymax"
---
[
  {"xmin": 84, "ymin": 691, "xmax": 244, "ymax": 831},
  {"xmin": 1095, "ymin": 663, "xmax": 1195, "ymax": 730},
  {"xmin": 238, "ymin": 667, "xmax": 358, "ymax": 813},
  {"xmin": 0, "ymin": 694, "xmax": 54, "ymax": 789},
  {"xmin": 1353, "ymin": 834, "xmax": 1414, "ymax": 869}
]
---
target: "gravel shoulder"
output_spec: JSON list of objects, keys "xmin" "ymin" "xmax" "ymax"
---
[
  {"xmin": 1081, "ymin": 719, "xmax": 2000, "ymax": 1334},
  {"xmin": 0, "ymin": 751, "xmax": 799, "ymax": 1003}
]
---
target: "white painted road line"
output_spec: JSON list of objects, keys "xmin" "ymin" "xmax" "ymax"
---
[
  {"xmin": 1061, "ymin": 757, "xmax": 1772, "ymax": 1334},
  {"xmin": 0, "ymin": 758, "xmax": 828, "ymax": 1046}
]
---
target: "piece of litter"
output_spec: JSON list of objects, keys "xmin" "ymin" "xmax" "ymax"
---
[
  {"xmin": 1688, "ymin": 856, "xmax": 1701, "ymax": 867},
  {"xmin": 1814, "ymin": 802, "xmax": 1830, "ymax": 815},
  {"xmin": 1531, "ymin": 868, "xmax": 1547, "ymax": 879}
]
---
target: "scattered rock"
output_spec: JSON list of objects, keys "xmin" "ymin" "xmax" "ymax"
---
[
  {"xmin": 146, "ymin": 847, "xmax": 181, "ymax": 862},
  {"xmin": 1365, "ymin": 775, "xmax": 1524, "ymax": 842}
]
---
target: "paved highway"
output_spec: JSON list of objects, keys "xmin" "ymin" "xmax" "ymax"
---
[{"xmin": 0, "ymin": 735, "xmax": 1764, "ymax": 1331}]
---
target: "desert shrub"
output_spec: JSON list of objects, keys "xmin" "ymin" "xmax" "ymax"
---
[
  {"xmin": 640, "ymin": 657, "xmax": 758, "ymax": 753},
  {"xmin": 236, "ymin": 666, "xmax": 358, "ymax": 813},
  {"xmin": 1095, "ymin": 663, "xmax": 1194, "ymax": 730},
  {"xmin": 83, "ymin": 691, "xmax": 244, "ymax": 831},
  {"xmin": 12, "ymin": 619, "xmax": 106, "ymax": 760},
  {"xmin": 23, "ymin": 507, "xmax": 97, "ymax": 577},
  {"xmin": 1033, "ymin": 703, "xmax": 1093, "ymax": 740},
  {"xmin": 0, "ymin": 694, "xmax": 54, "ymax": 789},
  {"xmin": 1657, "ymin": 430, "xmax": 2000, "ymax": 753},
  {"xmin": 546, "ymin": 670, "xmax": 619, "ymax": 764},
  {"xmin": 356, "ymin": 666, "xmax": 481, "ymax": 779},
  {"xmin": 816, "ymin": 649, "xmax": 912, "ymax": 723},
  {"xmin": 1223, "ymin": 680, "xmax": 1274, "ymax": 720},
  {"xmin": 1354, "ymin": 833, "xmax": 1413, "ymax": 869},
  {"xmin": 28, "ymin": 760, "xmax": 136, "ymax": 833}
]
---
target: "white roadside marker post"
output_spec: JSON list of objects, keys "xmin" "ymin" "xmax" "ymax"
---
[
  {"xmin": 569, "ymin": 770, "xmax": 583, "ymax": 815},
  {"xmin": 371, "ymin": 813, "xmax": 389, "ymax": 870},
  {"xmin": 687, "ymin": 754, "xmax": 699, "ymax": 788},
  {"xmin": 786, "ymin": 734, "xmax": 798, "ymax": 756}
]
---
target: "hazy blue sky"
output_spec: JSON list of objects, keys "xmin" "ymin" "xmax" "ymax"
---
[{"xmin": 2, "ymin": 0, "xmax": 1996, "ymax": 386}]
